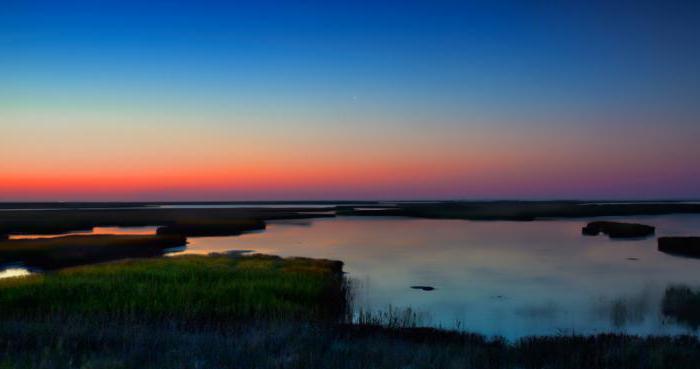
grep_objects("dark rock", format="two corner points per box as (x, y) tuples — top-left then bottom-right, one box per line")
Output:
(411, 286), (436, 291)
(582, 221), (655, 239)
(658, 237), (700, 258)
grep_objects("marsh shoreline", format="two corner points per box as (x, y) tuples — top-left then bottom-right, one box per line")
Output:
(2, 202), (700, 367)
(3, 200), (700, 236)
(0, 253), (699, 368)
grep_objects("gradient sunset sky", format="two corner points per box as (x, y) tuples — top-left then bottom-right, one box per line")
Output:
(2, 1), (699, 201)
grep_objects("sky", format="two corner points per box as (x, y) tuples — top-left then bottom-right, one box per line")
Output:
(1, 0), (699, 201)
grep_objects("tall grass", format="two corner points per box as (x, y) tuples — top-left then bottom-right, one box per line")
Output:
(0, 254), (347, 322)
(0, 317), (698, 369)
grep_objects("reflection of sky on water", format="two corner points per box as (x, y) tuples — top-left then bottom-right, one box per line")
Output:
(181, 215), (700, 339)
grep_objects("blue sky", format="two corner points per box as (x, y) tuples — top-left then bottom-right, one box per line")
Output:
(2, 1), (699, 200)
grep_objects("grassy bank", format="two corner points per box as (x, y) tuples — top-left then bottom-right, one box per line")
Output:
(0, 254), (346, 322)
(0, 235), (186, 269)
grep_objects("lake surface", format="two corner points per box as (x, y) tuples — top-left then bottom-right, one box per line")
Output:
(178, 215), (700, 339)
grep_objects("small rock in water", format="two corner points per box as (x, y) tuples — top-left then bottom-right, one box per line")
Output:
(411, 285), (436, 291)
(626, 257), (639, 261)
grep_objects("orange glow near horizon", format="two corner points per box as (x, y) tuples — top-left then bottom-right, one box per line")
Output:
(2, 112), (699, 200)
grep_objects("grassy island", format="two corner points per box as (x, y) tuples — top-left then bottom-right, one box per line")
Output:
(658, 237), (700, 258)
(0, 254), (346, 322)
(582, 221), (655, 238)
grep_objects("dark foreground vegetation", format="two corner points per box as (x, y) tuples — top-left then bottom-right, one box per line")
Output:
(1, 317), (699, 369)
(1, 254), (699, 369)
(582, 221), (655, 238)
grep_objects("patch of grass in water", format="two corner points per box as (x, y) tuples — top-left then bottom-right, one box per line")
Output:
(0, 254), (347, 323)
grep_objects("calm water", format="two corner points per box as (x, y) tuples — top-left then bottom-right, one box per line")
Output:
(178, 215), (700, 339)
(3, 215), (700, 338)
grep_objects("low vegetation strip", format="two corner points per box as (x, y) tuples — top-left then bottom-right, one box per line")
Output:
(0, 254), (346, 322)
(341, 201), (700, 220)
(0, 235), (186, 269)
(0, 318), (699, 369)
(156, 218), (266, 236)
(0, 235), (187, 270)
(0, 207), (328, 236)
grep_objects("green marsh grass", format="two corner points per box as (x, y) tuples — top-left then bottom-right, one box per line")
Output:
(0, 254), (347, 323)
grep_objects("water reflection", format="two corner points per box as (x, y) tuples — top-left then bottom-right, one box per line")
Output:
(590, 287), (655, 329)
(178, 215), (700, 339)
(662, 285), (700, 329)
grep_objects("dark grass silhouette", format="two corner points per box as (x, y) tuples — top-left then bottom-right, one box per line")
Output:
(156, 218), (266, 237)
(658, 237), (700, 258)
(582, 221), (655, 238)
(0, 235), (186, 269)
(0, 207), (331, 237)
